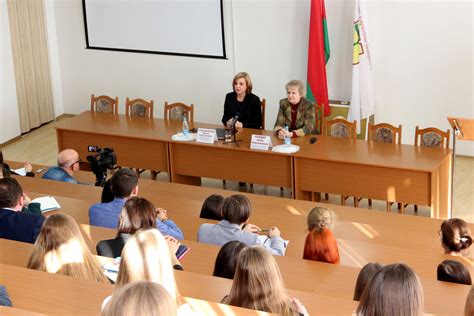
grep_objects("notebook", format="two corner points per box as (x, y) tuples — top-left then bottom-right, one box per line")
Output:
(31, 196), (61, 213)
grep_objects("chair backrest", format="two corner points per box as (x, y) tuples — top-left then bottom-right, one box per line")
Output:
(315, 103), (325, 135)
(368, 123), (402, 144)
(415, 126), (450, 148)
(325, 118), (357, 140)
(260, 98), (266, 130)
(125, 97), (154, 118)
(90, 94), (118, 114)
(164, 102), (194, 122)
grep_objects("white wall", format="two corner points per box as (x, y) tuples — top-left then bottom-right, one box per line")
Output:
(0, 0), (20, 143)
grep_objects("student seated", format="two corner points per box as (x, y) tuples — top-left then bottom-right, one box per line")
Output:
(213, 241), (247, 279)
(356, 263), (423, 316)
(27, 214), (109, 283)
(222, 246), (308, 315)
(303, 227), (340, 264)
(89, 168), (183, 240)
(466, 286), (474, 316)
(199, 194), (224, 220)
(0, 285), (11, 307)
(437, 260), (472, 285)
(42, 149), (82, 184)
(307, 206), (336, 231)
(0, 150), (34, 177)
(0, 168), (41, 215)
(102, 281), (177, 316)
(0, 178), (45, 243)
(440, 218), (472, 256)
(197, 194), (285, 256)
(353, 262), (383, 301)
(97, 197), (180, 259)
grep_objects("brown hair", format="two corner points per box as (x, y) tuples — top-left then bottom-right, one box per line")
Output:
(0, 178), (22, 208)
(465, 286), (474, 316)
(440, 218), (472, 254)
(111, 168), (138, 198)
(307, 207), (336, 231)
(222, 195), (251, 225)
(224, 246), (294, 315)
(213, 241), (247, 279)
(437, 260), (472, 285)
(102, 281), (177, 316)
(117, 197), (156, 236)
(353, 262), (383, 301)
(356, 263), (423, 316)
(199, 194), (224, 221)
(303, 227), (340, 264)
(232, 72), (252, 94)
(27, 214), (109, 283)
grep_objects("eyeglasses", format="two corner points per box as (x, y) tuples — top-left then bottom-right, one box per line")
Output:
(70, 159), (82, 167)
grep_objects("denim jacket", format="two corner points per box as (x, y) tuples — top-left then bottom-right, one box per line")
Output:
(42, 166), (78, 184)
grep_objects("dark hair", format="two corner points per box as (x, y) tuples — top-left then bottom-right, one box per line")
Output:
(0, 150), (4, 164)
(303, 227), (340, 264)
(356, 263), (423, 316)
(437, 260), (472, 285)
(213, 241), (247, 279)
(0, 178), (23, 208)
(118, 197), (157, 236)
(110, 168), (138, 199)
(0, 163), (11, 178)
(200, 194), (224, 220)
(101, 179), (114, 203)
(440, 218), (472, 253)
(222, 195), (251, 225)
(353, 262), (383, 301)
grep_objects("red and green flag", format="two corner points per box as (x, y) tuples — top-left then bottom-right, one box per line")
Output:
(307, 0), (330, 116)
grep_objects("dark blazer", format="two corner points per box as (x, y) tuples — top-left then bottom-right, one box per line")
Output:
(0, 208), (45, 243)
(222, 92), (262, 129)
(96, 233), (131, 258)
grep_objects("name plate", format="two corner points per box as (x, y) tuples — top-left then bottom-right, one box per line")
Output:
(196, 128), (217, 144)
(250, 134), (273, 151)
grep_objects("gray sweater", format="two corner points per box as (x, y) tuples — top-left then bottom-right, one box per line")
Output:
(197, 220), (285, 256)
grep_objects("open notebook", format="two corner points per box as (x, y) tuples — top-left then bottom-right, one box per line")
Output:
(31, 196), (61, 213)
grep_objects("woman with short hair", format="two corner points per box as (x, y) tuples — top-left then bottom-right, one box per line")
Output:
(437, 260), (472, 285)
(222, 246), (308, 315)
(274, 80), (316, 139)
(213, 241), (247, 279)
(356, 263), (424, 316)
(27, 214), (109, 283)
(222, 72), (262, 129)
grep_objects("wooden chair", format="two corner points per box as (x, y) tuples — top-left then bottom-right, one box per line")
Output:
(164, 102), (194, 122)
(125, 97), (154, 118)
(325, 118), (357, 140)
(315, 104), (325, 135)
(366, 123), (403, 211)
(260, 98), (266, 130)
(401, 126), (450, 213)
(90, 94), (118, 114)
(325, 118), (357, 206)
(126, 97), (155, 178)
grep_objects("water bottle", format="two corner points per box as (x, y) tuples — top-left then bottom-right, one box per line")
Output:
(284, 125), (291, 145)
(182, 116), (189, 136)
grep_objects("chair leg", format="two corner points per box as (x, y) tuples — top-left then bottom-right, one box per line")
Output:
(398, 203), (405, 214)
(151, 171), (158, 180)
(414, 205), (418, 212)
(341, 195), (346, 206)
(386, 202), (392, 212)
(324, 193), (329, 200)
(250, 183), (254, 188)
(368, 198), (372, 208)
(354, 197), (359, 208)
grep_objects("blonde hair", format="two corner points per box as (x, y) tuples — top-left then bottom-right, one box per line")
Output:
(27, 214), (109, 283)
(356, 263), (423, 316)
(285, 80), (305, 97)
(115, 229), (179, 301)
(225, 246), (294, 315)
(307, 206), (336, 231)
(233, 72), (253, 94)
(102, 281), (177, 316)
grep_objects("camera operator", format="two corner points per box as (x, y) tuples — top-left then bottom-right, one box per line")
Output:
(42, 149), (82, 184)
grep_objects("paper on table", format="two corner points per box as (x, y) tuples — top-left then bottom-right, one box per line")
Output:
(12, 167), (27, 176)
(31, 196), (61, 212)
(257, 235), (289, 256)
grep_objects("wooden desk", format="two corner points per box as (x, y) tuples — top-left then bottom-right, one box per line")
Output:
(292, 136), (452, 218)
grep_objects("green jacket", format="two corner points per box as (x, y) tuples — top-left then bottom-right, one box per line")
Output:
(273, 98), (316, 137)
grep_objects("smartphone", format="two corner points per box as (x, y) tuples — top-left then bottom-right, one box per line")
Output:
(35, 167), (46, 173)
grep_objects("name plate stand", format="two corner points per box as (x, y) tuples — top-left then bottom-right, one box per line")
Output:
(250, 134), (273, 151)
(196, 128), (217, 144)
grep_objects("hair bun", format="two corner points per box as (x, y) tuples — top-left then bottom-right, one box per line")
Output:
(459, 235), (473, 250)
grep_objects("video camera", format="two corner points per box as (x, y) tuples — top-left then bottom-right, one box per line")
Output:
(86, 147), (117, 187)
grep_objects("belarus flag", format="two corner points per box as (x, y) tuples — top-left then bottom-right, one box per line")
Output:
(307, 0), (330, 116)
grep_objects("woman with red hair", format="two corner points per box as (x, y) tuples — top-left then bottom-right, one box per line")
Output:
(303, 227), (340, 264)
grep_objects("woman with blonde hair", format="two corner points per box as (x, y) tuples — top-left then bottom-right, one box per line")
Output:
(222, 72), (262, 129)
(356, 263), (424, 316)
(102, 281), (177, 316)
(115, 229), (179, 300)
(307, 206), (336, 231)
(27, 214), (109, 283)
(223, 246), (308, 315)
(440, 218), (472, 256)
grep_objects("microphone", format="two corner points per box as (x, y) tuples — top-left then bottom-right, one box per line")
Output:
(230, 112), (241, 128)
